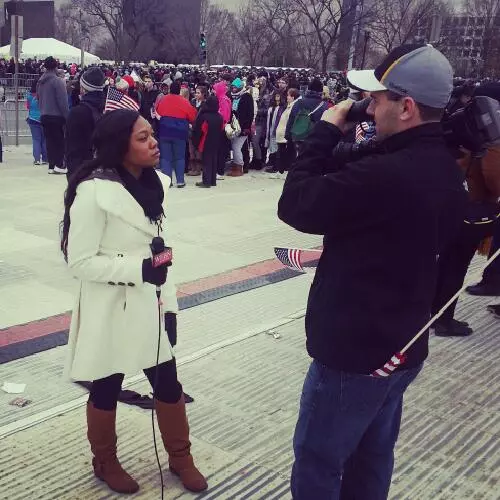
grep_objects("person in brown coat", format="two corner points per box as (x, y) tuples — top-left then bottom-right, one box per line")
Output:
(432, 114), (500, 336)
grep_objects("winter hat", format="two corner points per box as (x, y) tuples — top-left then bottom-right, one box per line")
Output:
(122, 75), (135, 89)
(309, 78), (323, 93)
(80, 67), (106, 92)
(115, 77), (129, 92)
(231, 77), (244, 89)
(174, 71), (183, 81)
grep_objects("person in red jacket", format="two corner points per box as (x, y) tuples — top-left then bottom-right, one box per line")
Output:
(155, 81), (197, 188)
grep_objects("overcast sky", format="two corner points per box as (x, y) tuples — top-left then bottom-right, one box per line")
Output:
(214, 0), (242, 11)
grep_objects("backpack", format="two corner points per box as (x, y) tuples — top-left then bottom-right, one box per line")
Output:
(291, 102), (325, 142)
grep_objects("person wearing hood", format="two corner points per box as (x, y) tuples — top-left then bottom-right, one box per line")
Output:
(37, 56), (69, 174)
(65, 68), (106, 178)
(214, 80), (231, 180)
(228, 77), (254, 177)
(191, 95), (223, 188)
(285, 78), (328, 149)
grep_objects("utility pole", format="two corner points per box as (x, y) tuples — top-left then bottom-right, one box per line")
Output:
(79, 10), (85, 68)
(10, 10), (23, 147)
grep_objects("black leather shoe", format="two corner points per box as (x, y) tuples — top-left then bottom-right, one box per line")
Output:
(466, 282), (500, 296)
(434, 318), (473, 337)
(486, 304), (500, 318)
(195, 182), (211, 188)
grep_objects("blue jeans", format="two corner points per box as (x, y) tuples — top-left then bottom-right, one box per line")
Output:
(291, 360), (422, 500)
(28, 120), (47, 162)
(159, 139), (186, 185)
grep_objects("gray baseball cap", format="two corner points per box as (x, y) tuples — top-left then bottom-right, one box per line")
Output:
(347, 44), (453, 108)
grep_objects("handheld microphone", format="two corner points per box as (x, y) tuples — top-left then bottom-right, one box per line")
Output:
(150, 237), (173, 299)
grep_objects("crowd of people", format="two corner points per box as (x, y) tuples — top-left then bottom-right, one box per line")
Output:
(19, 56), (360, 182)
(4, 43), (500, 499)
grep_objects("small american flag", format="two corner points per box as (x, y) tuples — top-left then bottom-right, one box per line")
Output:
(355, 122), (369, 143)
(274, 247), (304, 272)
(105, 87), (139, 113)
(371, 352), (406, 378)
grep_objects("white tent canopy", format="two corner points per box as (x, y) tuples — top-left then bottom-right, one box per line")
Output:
(0, 38), (100, 65)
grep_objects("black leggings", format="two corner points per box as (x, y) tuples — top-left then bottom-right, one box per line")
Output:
(89, 358), (183, 411)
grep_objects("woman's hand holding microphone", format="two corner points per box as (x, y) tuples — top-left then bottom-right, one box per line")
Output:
(142, 258), (168, 286)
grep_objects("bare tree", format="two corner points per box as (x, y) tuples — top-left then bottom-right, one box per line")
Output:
(236, 2), (276, 66)
(253, 0), (303, 66)
(289, 0), (369, 72)
(55, 3), (99, 51)
(369, 0), (441, 54)
(72, 0), (126, 61)
(200, 0), (238, 64)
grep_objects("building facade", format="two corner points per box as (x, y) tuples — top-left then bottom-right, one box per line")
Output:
(123, 0), (201, 63)
(417, 15), (500, 77)
(1, 0), (55, 47)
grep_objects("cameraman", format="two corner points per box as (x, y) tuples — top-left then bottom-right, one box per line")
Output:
(278, 45), (467, 499)
(432, 81), (500, 335)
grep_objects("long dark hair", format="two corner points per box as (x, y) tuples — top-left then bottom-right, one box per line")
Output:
(60, 109), (140, 261)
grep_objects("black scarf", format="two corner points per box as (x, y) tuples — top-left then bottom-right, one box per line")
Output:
(117, 167), (164, 224)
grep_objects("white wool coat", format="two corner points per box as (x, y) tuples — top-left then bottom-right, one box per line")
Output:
(64, 171), (177, 382)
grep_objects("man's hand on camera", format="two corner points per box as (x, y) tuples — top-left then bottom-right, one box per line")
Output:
(321, 99), (355, 134)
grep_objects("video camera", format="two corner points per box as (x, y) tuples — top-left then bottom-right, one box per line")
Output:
(442, 95), (500, 156)
(331, 93), (500, 165)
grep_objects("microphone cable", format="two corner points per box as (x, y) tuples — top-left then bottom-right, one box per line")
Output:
(151, 232), (166, 500)
(152, 284), (165, 500)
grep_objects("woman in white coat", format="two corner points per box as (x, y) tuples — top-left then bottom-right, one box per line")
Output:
(60, 110), (207, 495)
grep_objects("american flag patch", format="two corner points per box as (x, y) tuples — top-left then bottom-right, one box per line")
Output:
(274, 247), (304, 272)
(105, 87), (140, 113)
(371, 352), (406, 378)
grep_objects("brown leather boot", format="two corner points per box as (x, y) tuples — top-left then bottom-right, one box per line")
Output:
(86, 402), (139, 494)
(155, 396), (208, 492)
(227, 164), (244, 177)
(187, 160), (201, 176)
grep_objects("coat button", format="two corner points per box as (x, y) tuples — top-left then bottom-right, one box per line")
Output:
(127, 283), (135, 287)
(118, 282), (125, 286)
(108, 281), (116, 285)
(118, 254), (124, 257)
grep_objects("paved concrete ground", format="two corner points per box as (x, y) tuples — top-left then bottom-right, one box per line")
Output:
(0, 145), (319, 329)
(1, 146), (499, 499)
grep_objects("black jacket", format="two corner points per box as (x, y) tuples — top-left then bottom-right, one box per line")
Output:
(234, 92), (254, 134)
(192, 96), (222, 155)
(278, 121), (467, 374)
(139, 88), (160, 122)
(65, 92), (105, 176)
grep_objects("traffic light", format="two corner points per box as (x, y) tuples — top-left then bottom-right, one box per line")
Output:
(199, 33), (207, 49)
(199, 33), (207, 64)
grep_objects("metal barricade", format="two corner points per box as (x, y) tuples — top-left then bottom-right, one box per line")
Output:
(0, 74), (39, 145)
(1, 99), (30, 144)
(0, 73), (40, 99)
